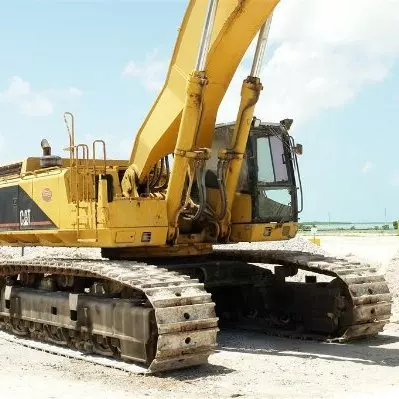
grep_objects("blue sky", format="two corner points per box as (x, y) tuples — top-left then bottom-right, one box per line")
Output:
(0, 0), (398, 222)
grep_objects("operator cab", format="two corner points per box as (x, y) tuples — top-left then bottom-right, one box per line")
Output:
(206, 118), (302, 224)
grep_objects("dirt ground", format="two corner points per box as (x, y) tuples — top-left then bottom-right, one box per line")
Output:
(1, 235), (398, 398)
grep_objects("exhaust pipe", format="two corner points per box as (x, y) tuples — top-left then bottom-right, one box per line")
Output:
(40, 138), (62, 168)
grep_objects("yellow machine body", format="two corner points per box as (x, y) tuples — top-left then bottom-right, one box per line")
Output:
(0, 0), (303, 254)
(0, 156), (297, 251)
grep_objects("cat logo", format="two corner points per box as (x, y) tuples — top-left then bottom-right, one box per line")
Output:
(20, 209), (31, 227)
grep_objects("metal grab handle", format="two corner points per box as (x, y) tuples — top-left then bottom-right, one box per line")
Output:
(92, 140), (107, 176)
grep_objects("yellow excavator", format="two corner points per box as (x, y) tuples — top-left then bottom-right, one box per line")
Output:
(0, 0), (392, 373)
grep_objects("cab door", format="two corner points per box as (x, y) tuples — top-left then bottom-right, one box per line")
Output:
(250, 128), (298, 223)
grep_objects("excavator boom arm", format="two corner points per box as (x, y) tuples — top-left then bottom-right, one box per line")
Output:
(130, 0), (280, 181)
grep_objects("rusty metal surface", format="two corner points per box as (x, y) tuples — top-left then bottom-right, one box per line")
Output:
(0, 258), (219, 373)
(0, 162), (23, 178)
(212, 249), (392, 341)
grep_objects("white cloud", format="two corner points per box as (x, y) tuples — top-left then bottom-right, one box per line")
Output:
(121, 49), (168, 91)
(271, 0), (399, 56)
(68, 87), (83, 97)
(361, 161), (374, 174)
(217, 0), (399, 126)
(0, 76), (83, 117)
(0, 76), (53, 116)
(120, 1), (399, 128)
(46, 87), (83, 100)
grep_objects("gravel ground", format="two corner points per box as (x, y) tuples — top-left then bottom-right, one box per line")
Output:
(1, 236), (399, 398)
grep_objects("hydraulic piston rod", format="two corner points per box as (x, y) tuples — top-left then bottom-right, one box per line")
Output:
(250, 15), (273, 78)
(196, 0), (218, 72)
(166, 0), (218, 242)
(218, 16), (273, 239)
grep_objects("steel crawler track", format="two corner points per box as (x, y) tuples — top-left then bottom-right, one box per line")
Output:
(213, 249), (392, 341)
(0, 258), (219, 373)
(0, 250), (392, 373)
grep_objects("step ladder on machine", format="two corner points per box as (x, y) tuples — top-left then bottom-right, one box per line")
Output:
(64, 113), (107, 244)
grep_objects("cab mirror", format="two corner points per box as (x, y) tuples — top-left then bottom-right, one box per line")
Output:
(294, 144), (303, 155)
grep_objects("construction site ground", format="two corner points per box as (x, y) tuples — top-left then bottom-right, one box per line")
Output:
(1, 235), (399, 398)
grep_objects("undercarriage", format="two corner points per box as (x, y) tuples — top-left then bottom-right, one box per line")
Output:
(0, 250), (392, 373)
